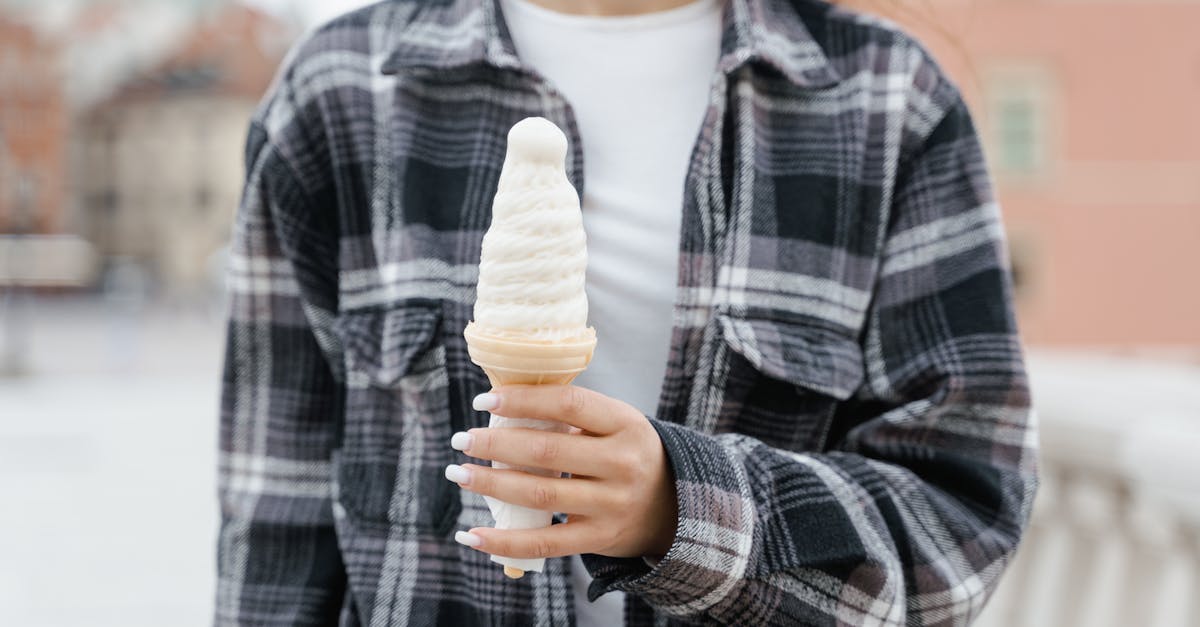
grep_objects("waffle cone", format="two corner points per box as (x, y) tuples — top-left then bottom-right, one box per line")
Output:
(464, 322), (596, 387)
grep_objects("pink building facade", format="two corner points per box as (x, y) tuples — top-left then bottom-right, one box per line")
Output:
(866, 0), (1200, 348)
(0, 17), (65, 235)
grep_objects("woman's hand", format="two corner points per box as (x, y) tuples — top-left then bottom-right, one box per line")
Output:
(446, 385), (678, 561)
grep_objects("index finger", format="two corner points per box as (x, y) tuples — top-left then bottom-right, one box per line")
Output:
(475, 385), (623, 435)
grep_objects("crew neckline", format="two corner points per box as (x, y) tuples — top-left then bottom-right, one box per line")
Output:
(499, 0), (722, 31)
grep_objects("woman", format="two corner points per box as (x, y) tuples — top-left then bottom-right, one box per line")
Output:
(216, 0), (1038, 625)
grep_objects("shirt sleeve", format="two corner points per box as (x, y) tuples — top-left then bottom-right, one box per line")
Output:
(584, 88), (1039, 625)
(214, 77), (348, 625)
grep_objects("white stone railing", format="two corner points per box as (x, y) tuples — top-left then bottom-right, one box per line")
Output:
(976, 353), (1200, 627)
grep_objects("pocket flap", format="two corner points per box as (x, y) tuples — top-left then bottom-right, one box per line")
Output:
(336, 301), (442, 387)
(718, 314), (864, 401)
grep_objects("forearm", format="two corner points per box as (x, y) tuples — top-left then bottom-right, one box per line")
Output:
(216, 309), (348, 623)
(587, 406), (1035, 626)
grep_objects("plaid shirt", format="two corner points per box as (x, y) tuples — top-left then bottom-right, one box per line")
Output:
(216, 0), (1038, 624)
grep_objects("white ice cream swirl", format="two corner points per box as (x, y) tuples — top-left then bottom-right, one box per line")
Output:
(473, 117), (590, 341)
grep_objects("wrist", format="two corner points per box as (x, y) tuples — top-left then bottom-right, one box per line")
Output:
(644, 443), (678, 558)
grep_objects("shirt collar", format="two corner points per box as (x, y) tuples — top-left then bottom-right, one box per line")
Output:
(380, 0), (841, 88)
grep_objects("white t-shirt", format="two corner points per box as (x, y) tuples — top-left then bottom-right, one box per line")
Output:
(497, 0), (723, 624)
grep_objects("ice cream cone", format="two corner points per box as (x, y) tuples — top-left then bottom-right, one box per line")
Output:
(464, 322), (596, 387)
(463, 322), (596, 579)
(463, 116), (595, 579)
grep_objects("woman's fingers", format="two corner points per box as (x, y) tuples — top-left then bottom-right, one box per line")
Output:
(453, 427), (613, 477)
(445, 463), (614, 515)
(460, 519), (610, 560)
(474, 385), (628, 435)
(454, 385), (670, 561)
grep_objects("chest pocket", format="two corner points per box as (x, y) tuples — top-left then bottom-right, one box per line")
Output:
(710, 313), (864, 452)
(334, 301), (461, 534)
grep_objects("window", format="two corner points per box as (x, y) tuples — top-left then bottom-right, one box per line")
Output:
(997, 98), (1038, 173)
(195, 185), (212, 213)
(98, 189), (117, 212)
(985, 65), (1055, 181)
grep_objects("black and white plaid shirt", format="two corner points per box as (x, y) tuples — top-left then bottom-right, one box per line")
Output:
(216, 0), (1039, 624)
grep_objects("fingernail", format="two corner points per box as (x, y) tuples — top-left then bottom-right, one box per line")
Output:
(472, 393), (499, 412)
(450, 431), (473, 451)
(454, 530), (482, 547)
(444, 464), (471, 484)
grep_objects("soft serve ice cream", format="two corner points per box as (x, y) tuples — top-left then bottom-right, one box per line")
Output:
(463, 117), (596, 578)
(473, 117), (590, 342)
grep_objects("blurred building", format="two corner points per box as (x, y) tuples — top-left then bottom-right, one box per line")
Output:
(72, 3), (290, 294)
(868, 0), (1200, 350)
(0, 16), (66, 235)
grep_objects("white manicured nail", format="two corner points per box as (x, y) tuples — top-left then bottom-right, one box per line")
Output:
(473, 393), (499, 412)
(454, 530), (482, 547)
(450, 432), (473, 451)
(444, 464), (471, 484)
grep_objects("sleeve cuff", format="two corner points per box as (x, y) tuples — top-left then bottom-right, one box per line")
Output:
(581, 418), (757, 612)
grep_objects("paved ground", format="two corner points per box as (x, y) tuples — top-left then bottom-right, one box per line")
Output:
(0, 295), (224, 626)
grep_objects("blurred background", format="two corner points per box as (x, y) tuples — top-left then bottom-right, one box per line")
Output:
(0, 0), (1196, 625)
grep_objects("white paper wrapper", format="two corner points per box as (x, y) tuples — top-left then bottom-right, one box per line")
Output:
(482, 413), (569, 573)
